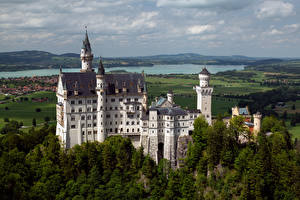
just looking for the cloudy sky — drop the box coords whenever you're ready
[0,0,299,57]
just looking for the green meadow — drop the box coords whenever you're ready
[0,91,56,129]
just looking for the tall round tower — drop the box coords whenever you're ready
[253,112,262,136]
[96,58,106,142]
[80,30,94,72]
[199,67,210,87]
[195,67,213,125]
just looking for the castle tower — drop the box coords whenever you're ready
[142,70,148,111]
[167,90,174,104]
[195,67,213,125]
[253,112,262,136]
[80,30,94,72]
[96,58,106,142]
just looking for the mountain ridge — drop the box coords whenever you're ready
[0,50,295,72]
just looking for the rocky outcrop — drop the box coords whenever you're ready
[176,135,193,168]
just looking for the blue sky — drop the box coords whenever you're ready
[0,0,299,57]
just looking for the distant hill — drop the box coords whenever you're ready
[0,50,295,71]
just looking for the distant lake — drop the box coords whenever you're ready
[0,64,245,78]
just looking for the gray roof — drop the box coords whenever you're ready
[61,72,145,97]
[150,107,188,116]
[61,72,97,97]
[104,73,145,95]
[200,67,210,75]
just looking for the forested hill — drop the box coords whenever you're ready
[0,116,299,199]
[0,50,292,71]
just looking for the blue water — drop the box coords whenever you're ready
[0,64,244,78]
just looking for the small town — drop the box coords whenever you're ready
[0,76,57,96]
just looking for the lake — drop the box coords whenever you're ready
[0,64,245,78]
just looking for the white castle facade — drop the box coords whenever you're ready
[56,32,213,167]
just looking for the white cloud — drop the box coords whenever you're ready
[156,0,252,10]
[256,1,294,19]
[187,25,215,34]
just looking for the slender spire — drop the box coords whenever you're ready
[59,65,62,74]
[97,57,105,75]
[82,26,91,51]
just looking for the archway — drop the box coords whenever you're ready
[158,143,164,163]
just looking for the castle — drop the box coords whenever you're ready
[56,31,213,167]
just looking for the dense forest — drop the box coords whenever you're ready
[0,116,299,199]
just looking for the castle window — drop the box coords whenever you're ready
[126,106,129,110]
[121,128,123,132]
[111,98,115,102]
[131,121,135,125]
[88,131,91,135]
[87,100,91,104]
[135,98,138,102]
[106,114,110,118]
[110,122,112,125]
[94,131,97,134]
[127,129,129,133]
[78,100,82,104]
[81,124,85,127]
[82,131,85,135]
[100,106,103,110]
[132,128,134,132]
[127,98,130,102]
[115,114,118,118]
[137,114,140,118]
[137,128,140,132]
[120,107,123,110]
[71,100,75,104]
[115,107,118,110]
[88,124,91,127]
[78,108,82,112]
[120,114,123,118]
[115,128,118,133]
[137,106,140,110]
[81,116,85,120]
[93,115,96,119]
[87,107,91,112]
[87,115,91,120]
[71,108,75,113]
[93,123,96,127]
[93,108,97,112]
[137,121,140,125]
[71,116,75,121]
[115,121,117,125]
[119,98,123,102]
[71,125,76,129]
[93,99,97,103]
[106,99,108,102]
[121,121,123,125]
[126,121,129,125]
[110,107,112,110]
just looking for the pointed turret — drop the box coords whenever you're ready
[80,28,94,72]
[97,57,105,75]
[82,30,91,52]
